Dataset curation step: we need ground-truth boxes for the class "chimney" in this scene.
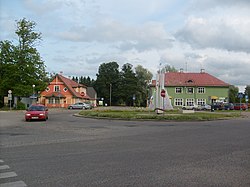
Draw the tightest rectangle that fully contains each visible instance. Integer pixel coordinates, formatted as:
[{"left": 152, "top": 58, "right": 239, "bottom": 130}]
[
  {"left": 200, "top": 69, "right": 205, "bottom": 73},
  {"left": 180, "top": 68, "right": 184, "bottom": 73}
]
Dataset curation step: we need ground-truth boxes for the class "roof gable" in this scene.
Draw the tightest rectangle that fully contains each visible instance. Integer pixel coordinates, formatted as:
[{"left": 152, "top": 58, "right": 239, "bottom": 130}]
[{"left": 57, "top": 74, "right": 90, "bottom": 99}]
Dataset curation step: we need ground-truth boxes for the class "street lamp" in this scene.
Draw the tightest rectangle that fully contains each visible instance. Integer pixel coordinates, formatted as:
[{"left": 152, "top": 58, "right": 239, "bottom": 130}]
[
  {"left": 110, "top": 83, "right": 112, "bottom": 106},
  {"left": 32, "top": 84, "right": 35, "bottom": 94},
  {"left": 32, "top": 84, "right": 35, "bottom": 104}
]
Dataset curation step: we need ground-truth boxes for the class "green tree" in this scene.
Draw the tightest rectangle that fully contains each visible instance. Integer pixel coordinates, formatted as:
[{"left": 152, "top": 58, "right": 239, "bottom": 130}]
[
  {"left": 135, "top": 65, "right": 153, "bottom": 107},
  {"left": 120, "top": 63, "right": 138, "bottom": 106},
  {"left": 0, "top": 18, "right": 47, "bottom": 106},
  {"left": 244, "top": 85, "right": 250, "bottom": 103},
  {"left": 94, "top": 62, "right": 120, "bottom": 105},
  {"left": 164, "top": 65, "right": 178, "bottom": 72},
  {"left": 244, "top": 85, "right": 250, "bottom": 97},
  {"left": 228, "top": 85, "right": 239, "bottom": 103}
]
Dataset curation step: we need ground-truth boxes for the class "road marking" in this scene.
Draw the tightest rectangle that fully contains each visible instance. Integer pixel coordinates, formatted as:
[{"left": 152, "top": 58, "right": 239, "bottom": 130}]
[
  {"left": 0, "top": 181, "right": 27, "bottom": 187},
  {"left": 0, "top": 172, "right": 17, "bottom": 179},
  {"left": 0, "top": 160, "right": 28, "bottom": 187},
  {"left": 0, "top": 165, "right": 10, "bottom": 170}
]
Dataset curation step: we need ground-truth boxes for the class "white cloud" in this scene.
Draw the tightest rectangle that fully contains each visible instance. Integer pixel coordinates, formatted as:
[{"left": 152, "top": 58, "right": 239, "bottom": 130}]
[
  {"left": 175, "top": 14, "right": 250, "bottom": 53},
  {"left": 58, "top": 21, "right": 174, "bottom": 51}
]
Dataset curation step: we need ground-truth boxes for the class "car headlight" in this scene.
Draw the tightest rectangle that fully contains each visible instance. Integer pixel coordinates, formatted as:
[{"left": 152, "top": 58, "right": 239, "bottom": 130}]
[
  {"left": 39, "top": 113, "right": 45, "bottom": 116},
  {"left": 26, "top": 114, "right": 31, "bottom": 116}
]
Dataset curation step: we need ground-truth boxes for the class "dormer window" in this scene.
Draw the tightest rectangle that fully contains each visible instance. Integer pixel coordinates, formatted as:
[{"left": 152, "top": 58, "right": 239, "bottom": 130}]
[
  {"left": 175, "top": 87, "right": 182, "bottom": 94},
  {"left": 45, "top": 87, "right": 50, "bottom": 92},
  {"left": 187, "top": 80, "right": 193, "bottom": 83},
  {"left": 187, "top": 87, "right": 194, "bottom": 94}
]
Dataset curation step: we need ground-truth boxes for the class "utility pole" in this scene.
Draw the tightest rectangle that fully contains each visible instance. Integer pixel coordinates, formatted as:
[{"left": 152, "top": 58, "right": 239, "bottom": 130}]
[{"left": 110, "top": 83, "right": 112, "bottom": 106}]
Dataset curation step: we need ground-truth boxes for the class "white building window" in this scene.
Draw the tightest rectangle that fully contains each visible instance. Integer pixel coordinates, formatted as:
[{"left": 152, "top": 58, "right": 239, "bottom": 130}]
[
  {"left": 174, "top": 98, "right": 183, "bottom": 106},
  {"left": 175, "top": 87, "right": 182, "bottom": 93},
  {"left": 186, "top": 98, "right": 194, "bottom": 106},
  {"left": 54, "top": 85, "right": 60, "bottom": 92},
  {"left": 197, "top": 87, "right": 205, "bottom": 94},
  {"left": 187, "top": 87, "right": 194, "bottom": 94},
  {"left": 197, "top": 99, "right": 206, "bottom": 105},
  {"left": 63, "top": 87, "right": 68, "bottom": 92},
  {"left": 48, "top": 98, "right": 60, "bottom": 104}
]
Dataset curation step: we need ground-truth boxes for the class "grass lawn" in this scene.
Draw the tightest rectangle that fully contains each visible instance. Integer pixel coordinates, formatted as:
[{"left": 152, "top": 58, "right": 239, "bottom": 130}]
[{"left": 78, "top": 107, "right": 242, "bottom": 121}]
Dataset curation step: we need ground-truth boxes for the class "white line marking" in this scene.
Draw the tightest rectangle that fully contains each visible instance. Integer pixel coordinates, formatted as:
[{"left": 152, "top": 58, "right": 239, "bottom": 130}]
[
  {"left": 0, "top": 165, "right": 10, "bottom": 170},
  {"left": 0, "top": 160, "right": 4, "bottom": 163},
  {"left": 0, "top": 181, "right": 27, "bottom": 187},
  {"left": 0, "top": 171, "right": 17, "bottom": 179}
]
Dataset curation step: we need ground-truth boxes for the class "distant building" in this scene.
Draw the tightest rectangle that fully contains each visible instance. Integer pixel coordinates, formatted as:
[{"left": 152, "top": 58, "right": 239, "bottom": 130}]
[
  {"left": 151, "top": 69, "right": 230, "bottom": 108},
  {"left": 39, "top": 74, "right": 97, "bottom": 108}
]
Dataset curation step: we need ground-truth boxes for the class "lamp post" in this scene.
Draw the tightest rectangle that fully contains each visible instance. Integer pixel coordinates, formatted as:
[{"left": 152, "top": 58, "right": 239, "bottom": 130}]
[
  {"left": 32, "top": 84, "right": 35, "bottom": 104},
  {"left": 110, "top": 83, "right": 112, "bottom": 106}
]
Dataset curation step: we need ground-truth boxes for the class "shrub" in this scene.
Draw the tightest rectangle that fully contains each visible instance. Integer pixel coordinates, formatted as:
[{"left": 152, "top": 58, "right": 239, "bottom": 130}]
[{"left": 16, "top": 101, "right": 26, "bottom": 110}]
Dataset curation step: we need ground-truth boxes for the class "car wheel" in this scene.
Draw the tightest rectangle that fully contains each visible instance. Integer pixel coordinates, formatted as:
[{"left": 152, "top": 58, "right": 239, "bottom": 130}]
[
  {"left": 69, "top": 106, "right": 73, "bottom": 109},
  {"left": 82, "top": 106, "right": 86, "bottom": 110}
]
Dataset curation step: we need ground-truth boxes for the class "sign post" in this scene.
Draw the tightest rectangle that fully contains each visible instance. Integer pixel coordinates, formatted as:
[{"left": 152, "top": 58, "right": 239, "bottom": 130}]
[
  {"left": 245, "top": 95, "right": 249, "bottom": 110},
  {"left": 238, "top": 92, "right": 244, "bottom": 113},
  {"left": 8, "top": 90, "right": 12, "bottom": 110}
]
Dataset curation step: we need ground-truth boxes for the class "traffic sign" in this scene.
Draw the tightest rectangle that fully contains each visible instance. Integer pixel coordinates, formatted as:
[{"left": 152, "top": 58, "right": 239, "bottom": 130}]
[
  {"left": 161, "top": 89, "right": 166, "bottom": 97},
  {"left": 237, "top": 92, "right": 243, "bottom": 99},
  {"left": 8, "top": 93, "right": 12, "bottom": 100}
]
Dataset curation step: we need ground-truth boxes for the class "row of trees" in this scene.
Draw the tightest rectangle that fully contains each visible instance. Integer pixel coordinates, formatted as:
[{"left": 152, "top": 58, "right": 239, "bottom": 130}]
[
  {"left": 71, "top": 76, "right": 95, "bottom": 87},
  {"left": 93, "top": 62, "right": 152, "bottom": 106}
]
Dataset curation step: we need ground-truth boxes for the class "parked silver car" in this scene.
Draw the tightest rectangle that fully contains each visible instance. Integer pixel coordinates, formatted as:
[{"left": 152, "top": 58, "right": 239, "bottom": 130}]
[
  {"left": 68, "top": 102, "right": 91, "bottom": 109},
  {"left": 200, "top": 104, "right": 211, "bottom": 110}
]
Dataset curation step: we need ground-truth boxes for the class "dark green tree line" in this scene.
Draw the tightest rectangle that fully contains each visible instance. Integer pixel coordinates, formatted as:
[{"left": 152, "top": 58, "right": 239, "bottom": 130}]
[{"left": 93, "top": 62, "right": 153, "bottom": 106}]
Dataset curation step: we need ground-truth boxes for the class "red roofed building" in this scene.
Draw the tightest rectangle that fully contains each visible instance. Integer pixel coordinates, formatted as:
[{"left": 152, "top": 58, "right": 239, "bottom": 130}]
[
  {"left": 151, "top": 70, "right": 230, "bottom": 108},
  {"left": 39, "top": 74, "right": 96, "bottom": 108}
]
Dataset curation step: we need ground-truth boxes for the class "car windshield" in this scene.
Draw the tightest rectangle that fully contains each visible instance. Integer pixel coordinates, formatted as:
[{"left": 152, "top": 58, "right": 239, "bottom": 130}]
[{"left": 29, "top": 106, "right": 45, "bottom": 111}]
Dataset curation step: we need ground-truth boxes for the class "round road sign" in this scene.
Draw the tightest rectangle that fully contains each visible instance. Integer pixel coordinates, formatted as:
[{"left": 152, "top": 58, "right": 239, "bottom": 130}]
[{"left": 161, "top": 89, "right": 166, "bottom": 97}]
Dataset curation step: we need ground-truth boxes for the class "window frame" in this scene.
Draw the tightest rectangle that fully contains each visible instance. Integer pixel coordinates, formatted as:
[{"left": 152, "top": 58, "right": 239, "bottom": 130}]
[
  {"left": 186, "top": 98, "right": 194, "bottom": 106},
  {"left": 63, "top": 87, "right": 68, "bottom": 92},
  {"left": 175, "top": 87, "right": 182, "bottom": 94},
  {"left": 197, "top": 98, "right": 206, "bottom": 105},
  {"left": 197, "top": 87, "right": 205, "bottom": 94},
  {"left": 174, "top": 98, "right": 183, "bottom": 106},
  {"left": 45, "top": 87, "right": 50, "bottom": 92},
  {"left": 54, "top": 85, "right": 60, "bottom": 92},
  {"left": 187, "top": 87, "right": 194, "bottom": 94}
]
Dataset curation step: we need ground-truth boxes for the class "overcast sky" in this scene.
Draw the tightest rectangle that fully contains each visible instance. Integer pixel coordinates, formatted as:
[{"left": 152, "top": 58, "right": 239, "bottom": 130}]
[{"left": 1, "top": 0, "right": 249, "bottom": 91}]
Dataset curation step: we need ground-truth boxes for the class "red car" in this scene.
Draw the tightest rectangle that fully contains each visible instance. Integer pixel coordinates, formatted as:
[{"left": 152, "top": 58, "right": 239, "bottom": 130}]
[
  {"left": 234, "top": 103, "right": 248, "bottom": 110},
  {"left": 25, "top": 104, "right": 48, "bottom": 121}
]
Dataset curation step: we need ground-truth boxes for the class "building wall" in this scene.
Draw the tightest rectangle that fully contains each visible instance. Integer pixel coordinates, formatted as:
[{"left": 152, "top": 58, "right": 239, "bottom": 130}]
[{"left": 151, "top": 86, "right": 229, "bottom": 108}]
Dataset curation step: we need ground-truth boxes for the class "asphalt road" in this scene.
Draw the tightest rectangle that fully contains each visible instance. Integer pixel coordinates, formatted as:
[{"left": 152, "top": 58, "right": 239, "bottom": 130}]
[{"left": 0, "top": 109, "right": 250, "bottom": 187}]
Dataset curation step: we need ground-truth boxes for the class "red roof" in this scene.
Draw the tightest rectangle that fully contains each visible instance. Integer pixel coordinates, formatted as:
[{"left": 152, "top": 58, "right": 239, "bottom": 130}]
[
  {"left": 57, "top": 74, "right": 90, "bottom": 99},
  {"left": 152, "top": 72, "right": 230, "bottom": 87}
]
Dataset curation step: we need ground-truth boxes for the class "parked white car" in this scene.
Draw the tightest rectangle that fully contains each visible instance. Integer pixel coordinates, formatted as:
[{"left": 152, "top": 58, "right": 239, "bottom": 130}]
[{"left": 182, "top": 104, "right": 199, "bottom": 110}]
